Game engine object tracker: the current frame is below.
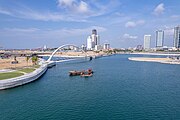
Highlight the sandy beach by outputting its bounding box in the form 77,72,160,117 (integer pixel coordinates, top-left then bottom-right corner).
128,57,180,64
131,52,180,56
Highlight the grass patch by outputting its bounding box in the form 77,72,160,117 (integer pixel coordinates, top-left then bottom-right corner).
34,65,40,68
19,68,35,73
0,72,24,80
0,65,40,80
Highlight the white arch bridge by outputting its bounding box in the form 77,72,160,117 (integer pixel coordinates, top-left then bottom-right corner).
47,44,92,63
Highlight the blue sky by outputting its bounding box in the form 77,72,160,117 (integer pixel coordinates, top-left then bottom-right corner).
0,0,180,49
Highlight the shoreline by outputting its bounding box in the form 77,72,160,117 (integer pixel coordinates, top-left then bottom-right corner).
0,61,48,90
128,57,180,64
130,52,180,56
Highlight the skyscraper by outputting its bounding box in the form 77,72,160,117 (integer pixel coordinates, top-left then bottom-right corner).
91,34,96,48
156,30,164,48
103,43,110,50
87,36,92,50
174,26,180,48
86,29,100,50
92,29,97,35
144,35,151,50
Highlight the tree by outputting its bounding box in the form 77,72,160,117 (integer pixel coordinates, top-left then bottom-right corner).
26,56,30,66
14,56,17,61
31,56,38,65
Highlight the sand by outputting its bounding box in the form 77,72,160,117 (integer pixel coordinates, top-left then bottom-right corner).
131,52,180,56
128,57,180,64
0,57,33,69
40,51,107,57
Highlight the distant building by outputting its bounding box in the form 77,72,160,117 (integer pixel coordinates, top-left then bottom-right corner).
136,45,143,51
43,45,47,51
96,35,100,45
156,30,164,48
95,45,103,51
103,43,110,50
144,35,151,50
91,34,96,48
174,26,180,48
86,29,100,50
81,44,86,51
87,36,92,50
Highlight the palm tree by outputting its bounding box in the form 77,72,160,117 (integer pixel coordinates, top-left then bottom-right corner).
31,56,38,65
14,56,17,61
26,56,30,66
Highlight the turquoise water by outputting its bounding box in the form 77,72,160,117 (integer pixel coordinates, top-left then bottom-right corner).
1,54,180,120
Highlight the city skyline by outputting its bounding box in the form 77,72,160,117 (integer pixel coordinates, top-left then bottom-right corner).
0,0,180,49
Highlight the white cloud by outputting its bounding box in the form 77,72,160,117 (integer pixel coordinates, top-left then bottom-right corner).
78,1,89,13
3,28,40,32
0,26,107,48
0,6,64,21
125,20,145,28
58,0,74,7
171,15,180,20
0,1,120,22
1,26,106,38
18,11,65,21
136,20,145,25
57,0,89,14
56,26,107,36
125,21,136,28
153,3,165,16
123,34,138,39
0,8,12,15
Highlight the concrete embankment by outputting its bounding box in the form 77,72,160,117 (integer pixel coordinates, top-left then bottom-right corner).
0,63,48,90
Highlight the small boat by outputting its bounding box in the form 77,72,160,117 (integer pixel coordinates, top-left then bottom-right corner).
81,73,93,77
69,69,93,76
69,71,82,76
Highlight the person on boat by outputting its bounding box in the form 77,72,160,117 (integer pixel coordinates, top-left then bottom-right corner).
81,70,85,75
87,69,93,74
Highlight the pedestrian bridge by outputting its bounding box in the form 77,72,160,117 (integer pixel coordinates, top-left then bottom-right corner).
47,44,90,63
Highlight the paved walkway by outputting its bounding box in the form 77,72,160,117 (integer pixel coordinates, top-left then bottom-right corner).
0,69,16,73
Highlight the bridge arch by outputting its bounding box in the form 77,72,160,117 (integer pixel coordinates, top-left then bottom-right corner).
47,44,86,62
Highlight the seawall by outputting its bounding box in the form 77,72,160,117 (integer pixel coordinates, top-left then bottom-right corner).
0,63,48,90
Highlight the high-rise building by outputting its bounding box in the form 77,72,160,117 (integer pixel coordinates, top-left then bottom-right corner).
91,34,96,48
92,29,97,35
96,35,100,45
81,44,87,51
173,26,180,48
87,36,92,50
103,43,110,50
144,35,151,50
156,30,164,48
86,29,100,50
43,45,47,50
